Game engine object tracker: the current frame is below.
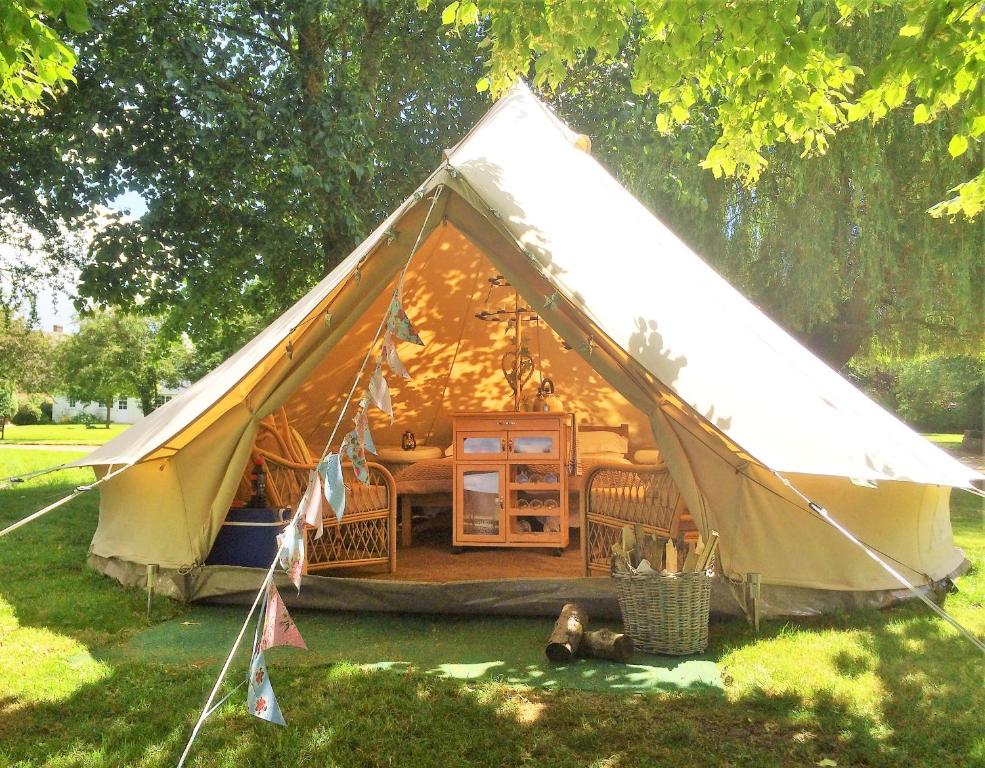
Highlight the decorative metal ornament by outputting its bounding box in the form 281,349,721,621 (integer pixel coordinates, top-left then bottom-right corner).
501,342,534,398
401,431,417,451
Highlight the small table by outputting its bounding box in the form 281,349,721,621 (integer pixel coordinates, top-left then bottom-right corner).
375,445,444,546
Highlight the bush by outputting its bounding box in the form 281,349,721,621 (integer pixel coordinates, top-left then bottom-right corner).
12,400,42,425
848,355,984,433
68,411,97,427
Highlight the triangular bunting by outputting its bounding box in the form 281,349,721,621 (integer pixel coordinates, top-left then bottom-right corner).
385,291,424,345
317,453,345,521
381,330,410,379
275,516,305,591
247,651,286,726
343,431,370,484
353,402,377,455
259,582,307,652
367,360,393,423
298,470,325,539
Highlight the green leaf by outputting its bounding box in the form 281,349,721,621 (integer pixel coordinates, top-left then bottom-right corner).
948,134,968,158
883,83,906,109
475,76,489,93
441,1,459,25
656,112,670,133
670,103,689,123
912,103,930,125
899,24,921,37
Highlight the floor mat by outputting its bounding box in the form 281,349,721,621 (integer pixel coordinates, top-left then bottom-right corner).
109,606,723,694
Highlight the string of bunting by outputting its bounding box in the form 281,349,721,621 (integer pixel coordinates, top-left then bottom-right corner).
176,185,442,766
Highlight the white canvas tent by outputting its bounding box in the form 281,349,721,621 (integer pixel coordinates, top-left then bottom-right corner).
74,84,981,615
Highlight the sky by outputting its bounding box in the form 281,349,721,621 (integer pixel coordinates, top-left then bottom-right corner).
32,190,148,332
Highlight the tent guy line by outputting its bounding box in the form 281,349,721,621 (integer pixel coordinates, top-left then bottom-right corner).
0,463,134,539
176,184,446,768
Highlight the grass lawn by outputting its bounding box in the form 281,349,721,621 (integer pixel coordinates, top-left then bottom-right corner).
0,423,130,445
923,432,966,446
0,448,983,767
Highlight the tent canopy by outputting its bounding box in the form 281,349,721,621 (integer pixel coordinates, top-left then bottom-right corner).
76,84,980,604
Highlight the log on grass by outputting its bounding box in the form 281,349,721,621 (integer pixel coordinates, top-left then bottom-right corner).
545,602,588,662
580,629,634,663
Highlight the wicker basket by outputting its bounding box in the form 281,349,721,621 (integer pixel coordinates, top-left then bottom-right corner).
613,569,712,655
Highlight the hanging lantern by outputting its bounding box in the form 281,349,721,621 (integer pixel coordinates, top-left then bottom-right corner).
401,431,417,451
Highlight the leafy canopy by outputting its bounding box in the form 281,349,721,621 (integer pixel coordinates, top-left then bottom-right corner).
437,0,985,219
0,0,89,105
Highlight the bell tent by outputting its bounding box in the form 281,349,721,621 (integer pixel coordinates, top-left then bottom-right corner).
71,84,981,617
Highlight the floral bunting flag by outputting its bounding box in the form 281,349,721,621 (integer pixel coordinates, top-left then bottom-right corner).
316,453,345,522
381,330,410,379
367,360,393,423
259,582,307,652
247,651,286,726
385,291,424,345
353,401,377,455
275,516,305,591
298,470,325,539
342,431,370,484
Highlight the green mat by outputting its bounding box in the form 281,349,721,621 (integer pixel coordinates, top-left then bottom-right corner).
111,606,722,694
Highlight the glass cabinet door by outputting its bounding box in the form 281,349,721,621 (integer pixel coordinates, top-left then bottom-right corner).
508,431,559,460
457,431,507,460
458,465,505,541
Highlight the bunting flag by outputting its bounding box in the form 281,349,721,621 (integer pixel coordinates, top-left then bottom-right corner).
342,431,370,484
385,291,424,345
298,470,325,539
353,401,377,455
259,582,307,652
381,330,411,379
367,360,393,423
316,453,345,522
275,516,305,591
247,651,286,726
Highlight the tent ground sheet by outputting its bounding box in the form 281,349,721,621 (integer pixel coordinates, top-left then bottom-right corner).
108,606,723,694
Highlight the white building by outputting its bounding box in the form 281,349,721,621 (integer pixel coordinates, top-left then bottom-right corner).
52,384,186,425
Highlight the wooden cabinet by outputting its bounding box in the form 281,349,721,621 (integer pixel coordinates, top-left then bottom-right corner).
453,412,570,551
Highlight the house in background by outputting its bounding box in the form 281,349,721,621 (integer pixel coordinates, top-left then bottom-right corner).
52,384,186,425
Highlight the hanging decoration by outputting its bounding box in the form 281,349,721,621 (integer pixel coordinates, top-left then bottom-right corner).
316,453,345,522
258,582,307,652
543,291,560,309
247,651,286,726
367,359,393,422
342,431,370,484
386,290,425,345
298,471,325,539
381,330,411,379
353,400,377,455
275,516,305,591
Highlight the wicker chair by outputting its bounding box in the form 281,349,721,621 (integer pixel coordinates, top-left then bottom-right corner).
581,462,684,576
258,453,397,574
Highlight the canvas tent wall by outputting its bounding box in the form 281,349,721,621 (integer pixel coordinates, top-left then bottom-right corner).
75,84,981,615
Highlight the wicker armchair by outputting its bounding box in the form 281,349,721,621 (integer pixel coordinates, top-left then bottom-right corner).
258,453,397,574
581,462,684,576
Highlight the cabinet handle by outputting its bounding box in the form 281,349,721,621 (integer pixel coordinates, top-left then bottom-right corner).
500,437,507,452
507,438,513,453
496,496,503,509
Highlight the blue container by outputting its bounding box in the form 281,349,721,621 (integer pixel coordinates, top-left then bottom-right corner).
206,507,288,568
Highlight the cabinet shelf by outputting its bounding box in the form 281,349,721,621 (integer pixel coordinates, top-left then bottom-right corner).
508,482,560,491
507,508,561,516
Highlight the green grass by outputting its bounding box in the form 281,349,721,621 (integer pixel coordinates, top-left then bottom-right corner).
1,448,983,767
0,423,131,445
923,432,967,446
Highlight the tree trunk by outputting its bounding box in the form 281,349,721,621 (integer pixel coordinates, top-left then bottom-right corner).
801,276,871,369
105,402,111,428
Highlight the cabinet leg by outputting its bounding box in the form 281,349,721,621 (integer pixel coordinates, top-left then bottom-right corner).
552,548,563,557
400,496,412,548
451,546,464,555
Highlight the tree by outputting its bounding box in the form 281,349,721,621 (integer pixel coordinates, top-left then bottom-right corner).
0,314,57,392
439,3,983,366
0,0,89,105
0,379,15,439
56,312,190,425
440,0,985,219
0,1,488,355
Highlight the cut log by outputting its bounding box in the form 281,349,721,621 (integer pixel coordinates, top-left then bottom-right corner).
545,602,588,662
580,628,634,662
